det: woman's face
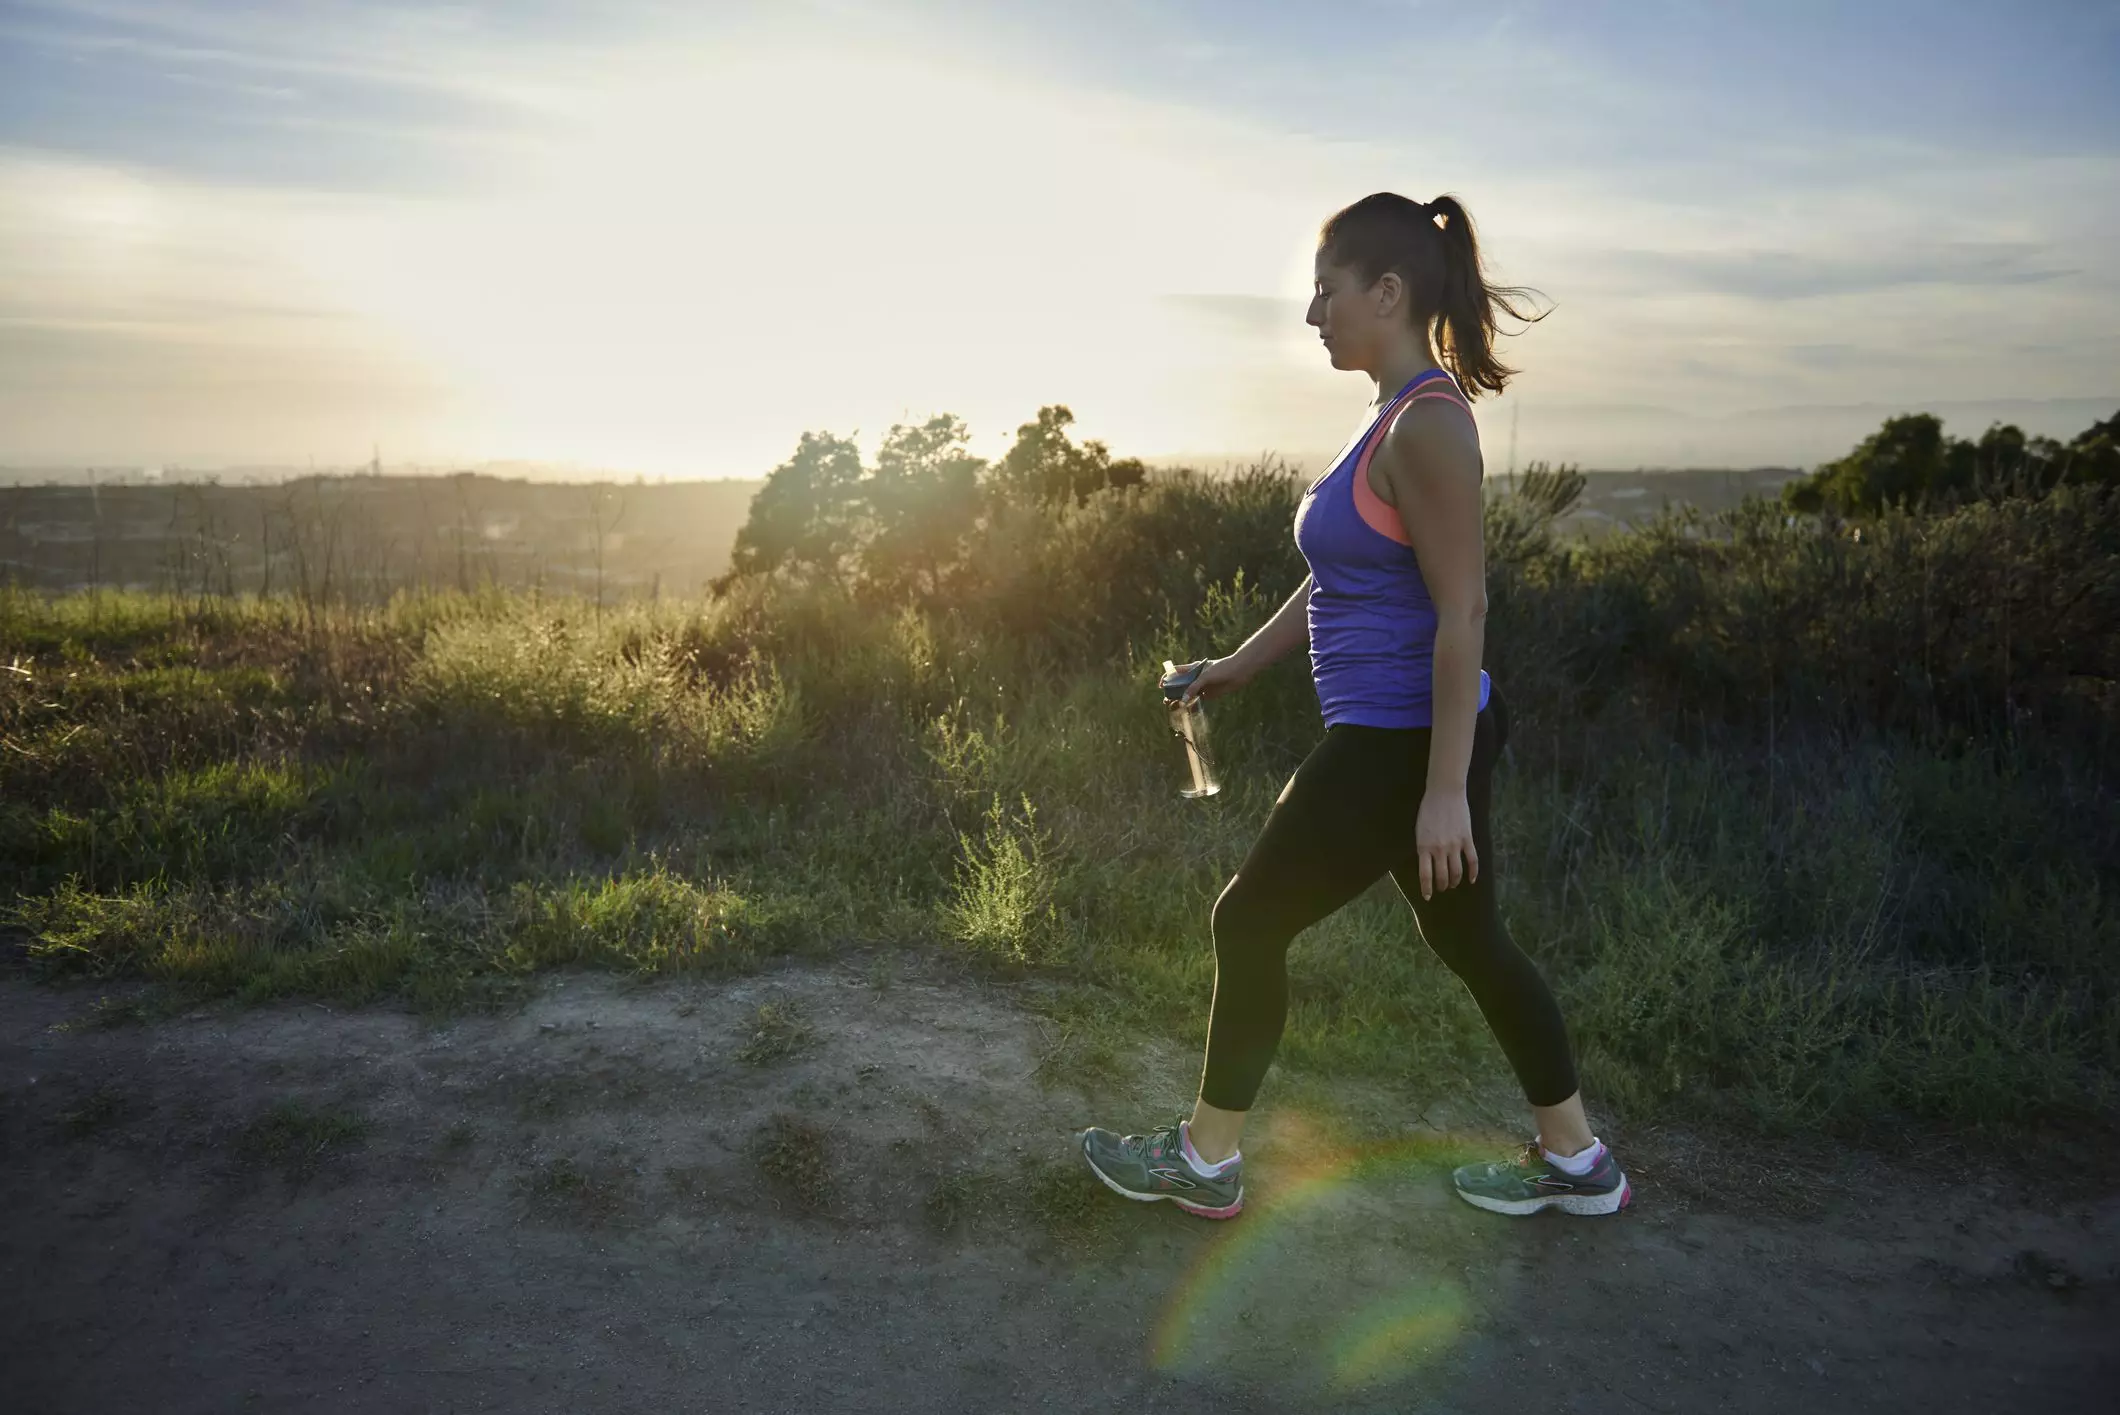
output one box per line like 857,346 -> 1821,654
1306,250 -> 1398,373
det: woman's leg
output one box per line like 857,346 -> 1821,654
1191,727 -> 1419,1159
1389,694 -> 1586,1144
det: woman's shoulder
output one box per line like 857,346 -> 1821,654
1368,391 -> 1483,506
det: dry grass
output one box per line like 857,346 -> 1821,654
737,1000 -> 816,1066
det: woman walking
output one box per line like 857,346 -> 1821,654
1080,192 -> 1629,1220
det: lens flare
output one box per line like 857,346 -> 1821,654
1148,1113 -> 1503,1395
1326,1283 -> 1469,1391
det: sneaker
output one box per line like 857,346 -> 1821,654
1452,1140 -> 1632,1216
1078,1113 -> 1244,1219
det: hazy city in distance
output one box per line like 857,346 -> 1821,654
6,393 -> 2113,490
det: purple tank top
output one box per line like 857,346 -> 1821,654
1292,367 -> 1492,729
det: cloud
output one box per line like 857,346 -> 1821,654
0,0 -> 626,192
1588,242 -> 2079,301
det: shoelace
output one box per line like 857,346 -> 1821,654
1124,1117 -> 1188,1160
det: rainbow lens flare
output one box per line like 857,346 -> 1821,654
1148,1115 -> 1502,1396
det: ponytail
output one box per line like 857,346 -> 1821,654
1318,192 -> 1546,399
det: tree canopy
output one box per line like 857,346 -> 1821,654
715,404 -> 1148,597
1783,408 -> 2119,517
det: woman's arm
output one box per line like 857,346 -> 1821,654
1222,574 -> 1313,679
1175,574 -> 1310,706
1374,401 -> 1488,894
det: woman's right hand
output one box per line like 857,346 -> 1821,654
1169,655 -> 1254,707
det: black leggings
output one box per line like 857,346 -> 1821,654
1198,686 -> 1580,1112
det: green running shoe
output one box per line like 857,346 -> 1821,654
1452,1139 -> 1632,1216
1078,1113 -> 1244,1219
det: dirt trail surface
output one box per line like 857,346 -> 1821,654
3,960 -> 2114,1414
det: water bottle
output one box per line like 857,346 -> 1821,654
1160,659 -> 1221,799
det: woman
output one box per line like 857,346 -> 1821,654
1079,192 -> 1629,1220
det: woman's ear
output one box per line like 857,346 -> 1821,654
1373,271 -> 1404,318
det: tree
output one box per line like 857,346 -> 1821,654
1782,413 -> 1954,516
717,403 -> 1160,600
721,431 -> 865,585
1784,407 -> 2119,518
2060,410 -> 2120,488
859,415 -> 985,599
987,405 -> 1147,506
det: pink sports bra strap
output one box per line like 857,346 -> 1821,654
1349,376 -> 1477,546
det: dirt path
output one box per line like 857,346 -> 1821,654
2,960 -> 2113,1414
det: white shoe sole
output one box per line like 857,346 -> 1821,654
1454,1176 -> 1632,1216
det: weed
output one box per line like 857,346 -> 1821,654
233,1099 -> 368,1179
943,794 -> 1059,967
750,1112 -> 833,1212
924,1169 -> 979,1232
73,993 -> 155,1029
737,999 -> 815,1066
58,1086 -> 135,1139
1015,1154 -> 1121,1251
865,952 -> 897,994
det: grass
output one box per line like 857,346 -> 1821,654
736,999 -> 816,1066
923,1169 -> 977,1232
519,1154 -> 637,1226
233,1099 -> 368,1179
750,1112 -> 834,1212
918,1157 -> 1124,1250
3,474 -> 2115,1149
1013,1153 -> 1125,1247
58,1086 -> 135,1139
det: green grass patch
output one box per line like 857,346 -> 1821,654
9,862 -> 818,1010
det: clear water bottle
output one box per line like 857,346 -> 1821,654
1161,659 -> 1221,799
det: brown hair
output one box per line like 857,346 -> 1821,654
1318,192 -> 1546,399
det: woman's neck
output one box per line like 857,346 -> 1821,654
1370,345 -> 1443,407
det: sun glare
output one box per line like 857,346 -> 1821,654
288,45 -> 1325,475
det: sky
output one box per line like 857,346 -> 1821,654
1,0 -> 2116,476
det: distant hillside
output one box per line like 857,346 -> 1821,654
1548,466 -> 1804,533
0,460 -> 679,489
0,464 -> 1799,599
0,474 -> 764,600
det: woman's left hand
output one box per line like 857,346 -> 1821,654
1414,790 -> 1479,900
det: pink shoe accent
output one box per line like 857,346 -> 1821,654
1175,1192 -> 1245,1220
